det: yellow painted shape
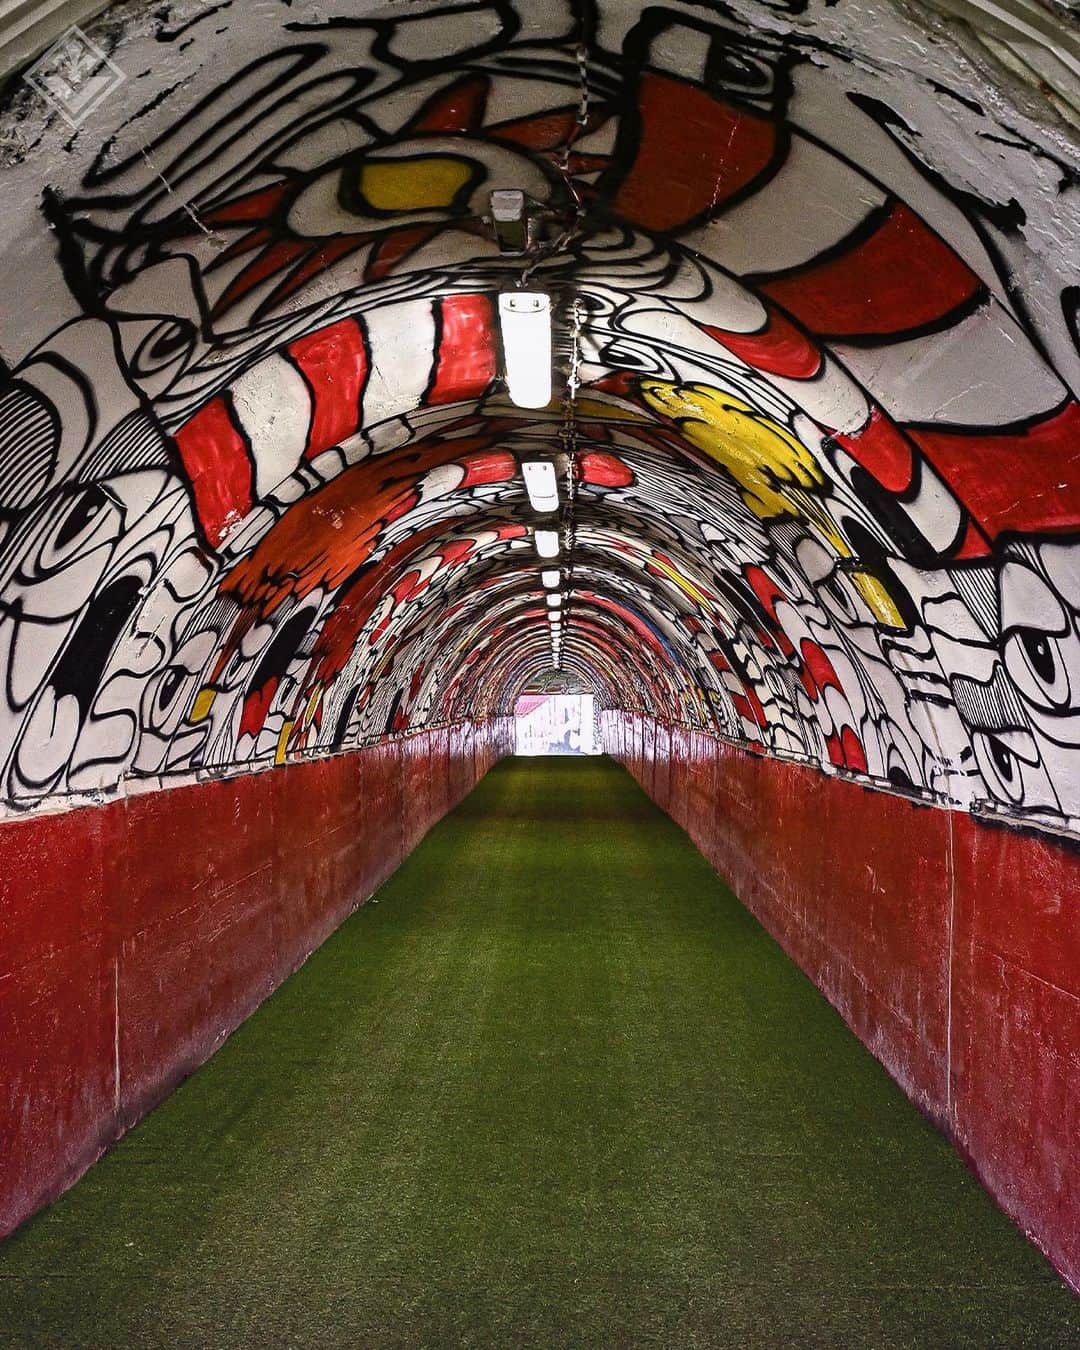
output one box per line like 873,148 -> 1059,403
652,556 -> 710,609
190,686 -> 216,723
276,721 -> 294,766
360,157 -> 472,212
640,379 -> 824,522
574,397 -> 649,423
850,570 -> 906,628
303,685 -> 323,729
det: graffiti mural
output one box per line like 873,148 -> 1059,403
0,0 -> 1077,833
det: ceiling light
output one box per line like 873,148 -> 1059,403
546,594 -> 561,608
499,293 -> 552,409
534,528 -> 559,558
541,569 -> 560,588
521,459 -> 559,513
490,189 -> 527,253
548,612 -> 559,623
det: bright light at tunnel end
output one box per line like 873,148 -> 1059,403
499,293 -> 552,409
534,528 -> 560,559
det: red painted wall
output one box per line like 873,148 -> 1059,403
604,711 -> 1079,1292
0,720 -> 512,1238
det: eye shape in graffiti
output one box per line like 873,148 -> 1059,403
992,541 -> 1080,818
952,662 -> 1061,814
0,484 -> 128,767
157,72 -> 608,325
1000,551 -> 1080,718
0,470 -> 193,799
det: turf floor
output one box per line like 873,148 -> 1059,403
0,756 -> 1076,1348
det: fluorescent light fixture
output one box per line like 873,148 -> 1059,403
521,459 -> 559,513
546,594 -> 561,608
548,612 -> 559,623
534,528 -> 559,559
541,569 -> 560,588
499,293 -> 552,409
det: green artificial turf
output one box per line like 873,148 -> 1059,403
0,757 -> 1075,1348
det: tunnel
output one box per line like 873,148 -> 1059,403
0,0 -> 1077,1340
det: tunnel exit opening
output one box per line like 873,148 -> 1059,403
514,693 -> 599,756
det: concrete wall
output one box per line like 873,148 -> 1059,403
0,718 -> 512,1237
604,710 -> 1079,1292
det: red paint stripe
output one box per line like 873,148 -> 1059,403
437,539 -> 475,566
213,239 -> 310,316
759,201 -> 983,340
744,565 -> 796,659
831,408 -> 915,494
238,677 -> 278,739
492,108 -> 580,151
613,73 -> 779,231
411,74 -> 489,133
910,399 -> 1080,540
267,236 -> 367,311
579,451 -> 634,488
364,224 -> 440,282
173,398 -> 253,548
391,569 -> 426,607
701,307 -> 822,379
800,638 -> 842,695
428,295 -> 497,405
287,318 -> 369,460
203,183 -> 289,226
953,518 -> 989,561
459,450 -> 516,487
841,725 -> 868,773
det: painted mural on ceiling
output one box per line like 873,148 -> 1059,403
0,0 -> 1077,833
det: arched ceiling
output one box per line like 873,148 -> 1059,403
0,0 -> 1078,834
